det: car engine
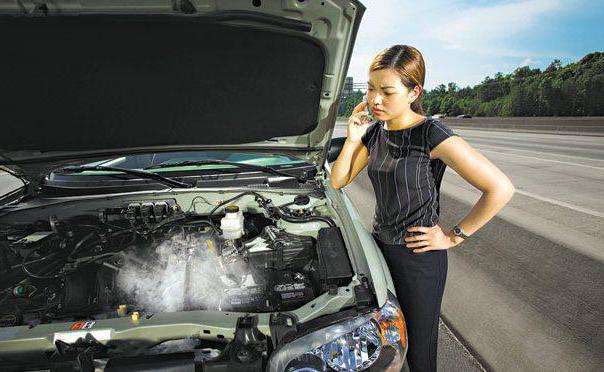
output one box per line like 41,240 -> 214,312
0,193 -> 354,328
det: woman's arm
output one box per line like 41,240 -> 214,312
330,140 -> 368,189
405,136 -> 515,252
330,101 -> 372,189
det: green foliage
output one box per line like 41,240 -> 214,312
451,53 -> 604,116
342,52 -> 604,117
338,89 -> 365,117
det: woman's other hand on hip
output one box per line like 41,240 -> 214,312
404,225 -> 460,253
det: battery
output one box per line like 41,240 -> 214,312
222,286 -> 271,312
270,271 -> 314,310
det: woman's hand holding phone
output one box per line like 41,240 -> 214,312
347,100 -> 373,144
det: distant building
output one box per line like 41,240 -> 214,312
343,77 -> 353,97
338,76 -> 354,115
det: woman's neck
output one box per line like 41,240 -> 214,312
385,111 -> 426,130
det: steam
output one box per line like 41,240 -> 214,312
116,233 -> 254,313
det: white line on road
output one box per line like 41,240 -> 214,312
471,143 -> 604,163
445,168 -> 604,218
514,189 -> 604,218
441,181 -> 604,262
476,148 -> 604,171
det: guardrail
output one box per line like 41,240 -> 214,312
443,117 -> 604,136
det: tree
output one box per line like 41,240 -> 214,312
339,90 -> 364,117
545,59 -> 562,73
513,66 -> 541,80
362,52 -> 604,117
477,75 -> 508,102
434,84 -> 447,95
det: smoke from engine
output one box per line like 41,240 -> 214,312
115,233 -> 253,313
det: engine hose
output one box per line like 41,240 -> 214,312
182,217 -> 220,234
273,208 -> 335,227
22,254 -> 68,280
68,232 -> 96,260
205,191 -> 336,231
21,228 -> 135,280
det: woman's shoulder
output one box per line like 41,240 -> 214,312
424,117 -> 457,150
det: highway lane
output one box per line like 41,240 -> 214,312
333,122 -> 604,371
460,132 -> 604,162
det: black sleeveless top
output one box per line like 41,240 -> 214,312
361,117 -> 457,244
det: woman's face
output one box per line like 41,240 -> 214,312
367,68 -> 418,120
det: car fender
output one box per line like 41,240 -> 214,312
328,184 -> 396,306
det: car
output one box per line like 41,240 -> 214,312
456,114 -> 472,118
0,1 -> 408,371
432,113 -> 447,118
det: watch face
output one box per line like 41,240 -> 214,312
453,227 -> 461,235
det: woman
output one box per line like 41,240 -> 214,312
330,45 -> 515,371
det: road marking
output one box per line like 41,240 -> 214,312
445,169 -> 604,218
471,143 -> 604,163
476,148 -> 604,171
514,189 -> 604,218
441,180 -> 604,262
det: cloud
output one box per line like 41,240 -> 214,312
346,0 -> 592,88
520,58 -> 540,66
426,0 -> 562,57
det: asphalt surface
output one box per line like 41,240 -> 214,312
334,121 -> 604,371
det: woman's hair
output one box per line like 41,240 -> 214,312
369,45 -> 426,115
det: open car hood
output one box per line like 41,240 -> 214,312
0,0 -> 365,184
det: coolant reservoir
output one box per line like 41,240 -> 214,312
220,205 -> 244,239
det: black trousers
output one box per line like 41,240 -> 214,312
375,236 -> 448,372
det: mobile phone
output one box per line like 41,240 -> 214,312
362,93 -> 374,123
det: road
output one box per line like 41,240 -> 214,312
333,121 -> 604,371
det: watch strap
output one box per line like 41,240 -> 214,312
453,225 -> 470,239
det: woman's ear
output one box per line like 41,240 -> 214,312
410,85 -> 422,103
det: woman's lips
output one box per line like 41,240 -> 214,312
372,109 -> 384,114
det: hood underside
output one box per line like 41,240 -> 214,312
0,1 -> 365,177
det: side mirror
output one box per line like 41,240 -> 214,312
327,136 -> 346,163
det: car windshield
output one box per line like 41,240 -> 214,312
59,151 -> 308,174
42,151 -> 313,194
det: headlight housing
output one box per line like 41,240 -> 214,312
268,296 -> 407,371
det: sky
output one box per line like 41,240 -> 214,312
346,0 -> 604,91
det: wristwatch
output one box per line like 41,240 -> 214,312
452,225 -> 470,239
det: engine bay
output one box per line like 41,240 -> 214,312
0,191 -> 355,329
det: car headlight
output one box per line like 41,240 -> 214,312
268,296 -> 407,371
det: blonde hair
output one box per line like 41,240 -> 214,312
369,45 -> 426,114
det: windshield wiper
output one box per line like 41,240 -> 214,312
54,166 -> 192,188
144,160 -> 309,183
